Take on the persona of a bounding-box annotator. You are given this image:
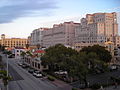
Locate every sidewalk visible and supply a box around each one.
[0,79,4,90]
[103,85,120,90]
[52,79,72,90]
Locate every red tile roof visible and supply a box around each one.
[34,50,45,53]
[15,47,25,49]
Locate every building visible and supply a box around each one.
[42,21,80,48]
[118,12,120,36]
[0,40,1,45]
[30,28,50,47]
[74,42,103,51]
[0,34,28,48]
[24,50,48,71]
[115,36,120,47]
[75,12,118,45]
[27,36,31,46]
[12,47,26,59]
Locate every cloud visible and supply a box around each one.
[0,0,58,23]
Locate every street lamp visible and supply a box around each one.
[6,55,8,77]
[6,55,9,90]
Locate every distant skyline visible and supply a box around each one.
[0,0,120,38]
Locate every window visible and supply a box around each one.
[38,64,40,69]
[35,62,37,67]
[32,62,34,67]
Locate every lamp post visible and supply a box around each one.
[6,55,9,90]
[7,55,8,77]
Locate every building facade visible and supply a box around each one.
[75,12,118,45]
[24,50,48,71]
[115,36,120,47]
[42,21,80,48]
[0,34,28,48]
[30,28,50,47]
[12,47,26,59]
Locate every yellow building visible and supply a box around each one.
[74,42,104,51]
[0,40,1,46]
[0,34,28,48]
[74,41,115,63]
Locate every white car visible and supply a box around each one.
[17,62,23,66]
[109,64,118,71]
[54,70,68,75]
[33,71,42,78]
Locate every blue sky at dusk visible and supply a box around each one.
[0,0,120,38]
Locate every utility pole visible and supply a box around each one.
[6,55,9,90]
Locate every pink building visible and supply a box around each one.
[42,21,80,48]
[75,12,118,44]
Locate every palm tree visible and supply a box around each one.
[0,70,12,90]
[25,44,29,49]
[20,51,26,59]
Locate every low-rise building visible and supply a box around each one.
[12,47,26,59]
[24,50,48,71]
[0,34,28,48]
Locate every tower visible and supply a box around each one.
[1,34,5,39]
[1,34,5,46]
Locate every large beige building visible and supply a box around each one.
[42,21,80,48]
[30,28,50,46]
[0,34,28,48]
[75,12,118,45]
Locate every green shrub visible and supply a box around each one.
[72,88,78,90]
[47,75,55,81]
[90,83,100,89]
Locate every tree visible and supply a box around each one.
[41,44,89,87]
[41,44,110,88]
[1,45,5,51]
[0,70,12,89]
[41,44,78,71]
[80,45,112,63]
[25,44,29,49]
[20,51,26,59]
[26,51,32,56]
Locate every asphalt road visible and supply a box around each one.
[71,68,120,88]
[8,64,24,81]
[1,55,63,90]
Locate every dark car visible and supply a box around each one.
[28,68,34,74]
[22,64,29,68]
[8,54,15,58]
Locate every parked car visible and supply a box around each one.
[109,64,118,71]
[21,64,29,68]
[8,54,15,58]
[33,71,42,78]
[28,68,34,74]
[94,68,104,74]
[17,62,23,66]
[54,70,68,75]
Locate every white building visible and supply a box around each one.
[12,47,26,59]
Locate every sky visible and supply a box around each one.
[0,0,120,38]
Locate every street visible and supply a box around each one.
[71,67,120,89]
[1,54,69,90]
[4,54,120,90]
